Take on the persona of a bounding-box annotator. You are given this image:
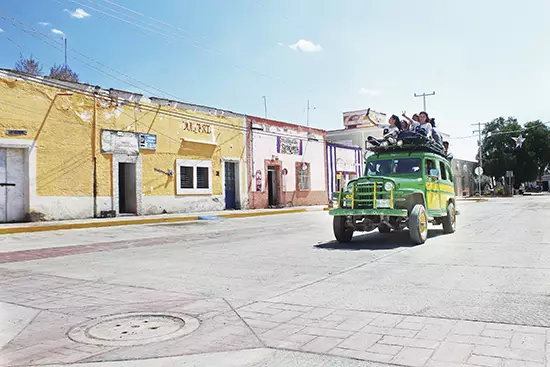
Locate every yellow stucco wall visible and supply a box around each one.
[0,76,246,199]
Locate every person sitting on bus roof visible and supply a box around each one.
[443,141,454,161]
[367,114,401,146]
[401,111,420,131]
[416,111,433,139]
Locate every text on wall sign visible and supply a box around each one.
[181,121,212,134]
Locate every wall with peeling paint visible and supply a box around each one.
[0,70,248,220]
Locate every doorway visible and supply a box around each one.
[267,166,279,206]
[224,161,237,209]
[0,148,27,223]
[118,162,137,214]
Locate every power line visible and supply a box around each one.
[1,71,326,143]
[102,0,198,35]
[2,11,320,135]
[59,0,287,84]
[0,13,190,103]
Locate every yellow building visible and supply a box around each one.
[0,69,248,222]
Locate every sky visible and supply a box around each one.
[1,0,549,161]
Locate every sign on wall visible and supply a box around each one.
[343,108,386,127]
[101,130,139,155]
[138,133,157,150]
[336,148,357,173]
[181,121,212,134]
[277,136,303,155]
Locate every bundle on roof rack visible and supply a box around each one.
[367,131,448,159]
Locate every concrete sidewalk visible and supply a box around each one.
[0,206,329,235]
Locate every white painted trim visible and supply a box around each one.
[176,159,213,195]
[112,154,143,215]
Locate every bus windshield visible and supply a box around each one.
[367,158,422,176]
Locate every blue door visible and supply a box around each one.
[224,162,237,209]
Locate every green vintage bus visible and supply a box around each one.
[329,136,456,245]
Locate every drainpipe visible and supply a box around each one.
[92,88,98,218]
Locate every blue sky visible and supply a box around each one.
[1,0,549,160]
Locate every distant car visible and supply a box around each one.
[329,133,456,245]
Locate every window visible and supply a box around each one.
[176,160,212,194]
[197,167,209,189]
[367,158,421,176]
[180,166,193,189]
[425,159,438,177]
[440,161,448,180]
[296,162,311,190]
[447,165,453,182]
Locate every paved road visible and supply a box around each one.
[1,197,549,366]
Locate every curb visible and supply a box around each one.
[0,208,311,235]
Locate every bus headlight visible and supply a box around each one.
[384,182,395,191]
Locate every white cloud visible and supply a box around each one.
[64,8,91,19]
[0,28,4,33]
[38,22,50,26]
[51,29,65,35]
[359,88,381,96]
[289,39,323,52]
[277,42,284,46]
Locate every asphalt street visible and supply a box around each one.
[1,196,549,366]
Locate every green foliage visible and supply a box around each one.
[480,117,550,184]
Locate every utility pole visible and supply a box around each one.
[64,37,68,67]
[306,100,316,127]
[262,96,267,118]
[472,122,486,199]
[414,91,435,112]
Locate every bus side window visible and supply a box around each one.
[440,161,448,180]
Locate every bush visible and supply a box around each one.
[495,186,505,195]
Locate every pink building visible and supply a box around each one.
[246,116,328,209]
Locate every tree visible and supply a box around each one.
[523,120,550,176]
[49,64,79,82]
[14,54,42,75]
[480,117,550,186]
[480,117,521,180]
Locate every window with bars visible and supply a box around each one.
[176,160,212,194]
[180,166,194,189]
[296,162,311,191]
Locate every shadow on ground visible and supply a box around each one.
[315,229,445,251]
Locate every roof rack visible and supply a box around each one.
[367,131,448,159]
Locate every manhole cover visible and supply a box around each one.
[68,312,200,346]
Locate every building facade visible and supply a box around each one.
[0,70,248,222]
[326,142,363,200]
[247,116,327,208]
[451,158,477,197]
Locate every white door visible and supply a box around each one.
[0,148,27,222]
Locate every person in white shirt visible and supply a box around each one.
[402,112,420,131]
[367,114,402,146]
[417,111,433,139]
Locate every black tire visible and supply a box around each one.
[408,204,428,245]
[333,216,353,243]
[378,223,392,233]
[442,201,456,234]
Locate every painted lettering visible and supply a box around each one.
[180,121,212,134]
